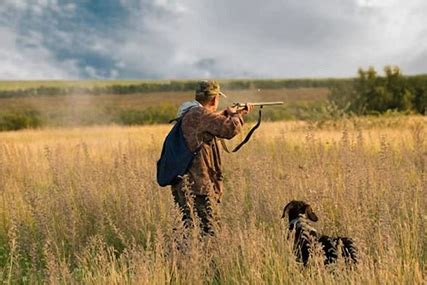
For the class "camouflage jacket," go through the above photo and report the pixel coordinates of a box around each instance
[171,106,244,197]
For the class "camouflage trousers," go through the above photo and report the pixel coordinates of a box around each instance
[171,179,220,237]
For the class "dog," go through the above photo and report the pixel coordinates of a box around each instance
[282,200,358,267]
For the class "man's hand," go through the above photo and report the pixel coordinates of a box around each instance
[239,103,254,115]
[225,106,239,115]
[223,104,254,116]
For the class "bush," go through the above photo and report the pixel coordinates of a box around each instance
[117,104,177,125]
[329,66,426,115]
[0,110,43,131]
[410,77,427,114]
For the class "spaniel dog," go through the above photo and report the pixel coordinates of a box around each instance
[282,200,358,267]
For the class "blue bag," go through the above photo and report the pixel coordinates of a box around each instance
[156,117,199,187]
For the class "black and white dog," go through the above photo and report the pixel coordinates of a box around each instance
[282,200,358,267]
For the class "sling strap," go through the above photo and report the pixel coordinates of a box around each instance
[220,106,263,153]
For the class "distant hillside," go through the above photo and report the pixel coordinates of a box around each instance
[1,72,425,131]
[0,78,350,98]
[0,87,330,131]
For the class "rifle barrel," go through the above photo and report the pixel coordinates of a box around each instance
[233,101,284,108]
[250,101,284,106]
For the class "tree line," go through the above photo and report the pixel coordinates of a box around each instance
[0,79,348,98]
[329,66,427,115]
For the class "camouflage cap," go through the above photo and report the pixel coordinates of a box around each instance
[195,80,227,99]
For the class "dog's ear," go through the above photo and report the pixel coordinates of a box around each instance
[305,205,318,222]
[282,202,294,219]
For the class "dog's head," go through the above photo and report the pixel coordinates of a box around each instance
[281,200,318,223]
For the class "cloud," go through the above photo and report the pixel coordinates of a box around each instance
[0,0,426,79]
[112,0,427,78]
[0,26,80,79]
[0,1,80,79]
[0,0,127,79]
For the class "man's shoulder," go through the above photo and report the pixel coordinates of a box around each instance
[182,106,204,126]
[187,106,205,115]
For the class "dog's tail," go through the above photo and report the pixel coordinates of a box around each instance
[337,237,358,264]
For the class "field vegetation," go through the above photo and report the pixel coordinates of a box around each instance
[0,72,425,283]
[1,67,426,132]
[330,66,427,115]
[0,87,330,130]
[0,78,346,95]
[0,116,425,284]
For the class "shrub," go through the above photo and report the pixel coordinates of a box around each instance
[117,104,177,125]
[329,66,425,115]
[0,109,43,131]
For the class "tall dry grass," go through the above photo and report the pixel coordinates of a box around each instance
[0,116,425,284]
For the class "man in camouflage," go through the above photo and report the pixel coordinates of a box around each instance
[172,80,252,236]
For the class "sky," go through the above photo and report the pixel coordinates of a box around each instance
[0,0,426,80]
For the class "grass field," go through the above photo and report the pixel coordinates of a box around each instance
[0,87,330,129]
[0,115,425,284]
[0,87,327,112]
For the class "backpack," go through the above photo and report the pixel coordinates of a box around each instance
[156,115,199,187]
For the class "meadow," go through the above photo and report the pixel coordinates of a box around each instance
[0,115,425,284]
[0,87,329,130]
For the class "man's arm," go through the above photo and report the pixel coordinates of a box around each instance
[201,108,244,140]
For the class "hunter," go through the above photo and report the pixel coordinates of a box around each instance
[172,80,253,236]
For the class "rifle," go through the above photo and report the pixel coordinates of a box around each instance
[221,101,284,153]
[232,101,284,110]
